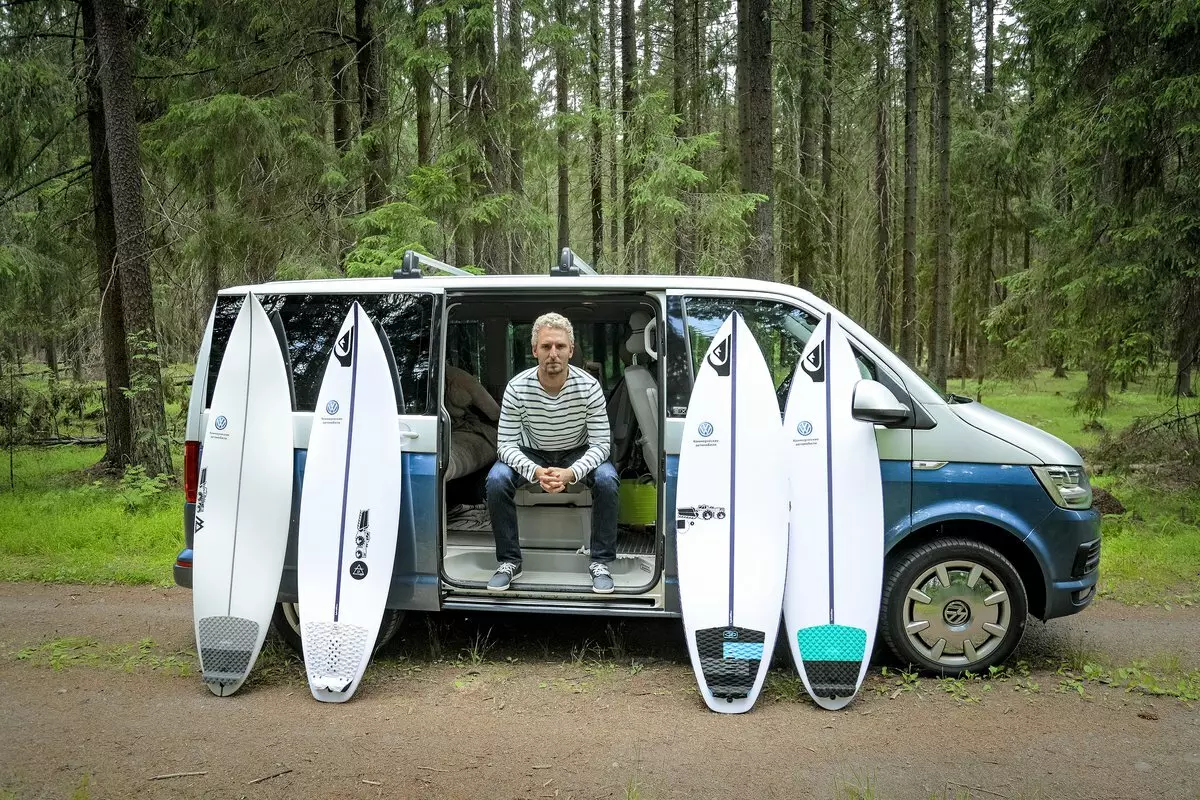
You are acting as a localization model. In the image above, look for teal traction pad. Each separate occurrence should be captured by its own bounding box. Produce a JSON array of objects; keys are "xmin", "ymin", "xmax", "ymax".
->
[{"xmin": 798, "ymin": 624, "xmax": 867, "ymax": 699}]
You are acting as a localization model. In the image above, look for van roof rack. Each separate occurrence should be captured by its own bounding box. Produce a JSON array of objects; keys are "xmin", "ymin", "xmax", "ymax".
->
[
  {"xmin": 393, "ymin": 250, "xmax": 471, "ymax": 279},
  {"xmin": 551, "ymin": 247, "xmax": 597, "ymax": 277}
]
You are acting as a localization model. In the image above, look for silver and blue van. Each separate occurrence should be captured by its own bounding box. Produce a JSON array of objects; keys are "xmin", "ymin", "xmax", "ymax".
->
[{"xmin": 175, "ymin": 251, "xmax": 1100, "ymax": 675}]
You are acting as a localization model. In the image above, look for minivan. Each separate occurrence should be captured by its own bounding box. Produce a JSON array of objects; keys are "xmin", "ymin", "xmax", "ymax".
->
[{"xmin": 175, "ymin": 249, "xmax": 1100, "ymax": 675}]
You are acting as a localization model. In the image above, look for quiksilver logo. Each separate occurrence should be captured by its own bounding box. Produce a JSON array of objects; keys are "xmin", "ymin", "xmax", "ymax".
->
[
  {"xmin": 802, "ymin": 341, "xmax": 825, "ymax": 383},
  {"xmin": 334, "ymin": 327, "xmax": 354, "ymax": 367},
  {"xmin": 707, "ymin": 336, "xmax": 732, "ymax": 377}
]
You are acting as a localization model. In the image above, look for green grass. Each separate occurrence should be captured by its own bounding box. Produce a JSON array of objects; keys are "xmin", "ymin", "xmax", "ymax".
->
[
  {"xmin": 0, "ymin": 446, "xmax": 183, "ymax": 585},
  {"xmin": 958, "ymin": 369, "xmax": 1199, "ymax": 451},
  {"xmin": 1093, "ymin": 474, "xmax": 1200, "ymax": 605},
  {"xmin": 13, "ymin": 635, "xmax": 193, "ymax": 676}
]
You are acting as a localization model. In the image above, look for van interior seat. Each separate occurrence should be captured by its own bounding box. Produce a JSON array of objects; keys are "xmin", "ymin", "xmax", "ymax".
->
[
  {"xmin": 514, "ymin": 482, "xmax": 593, "ymax": 550},
  {"xmin": 621, "ymin": 310, "xmax": 660, "ymax": 482}
]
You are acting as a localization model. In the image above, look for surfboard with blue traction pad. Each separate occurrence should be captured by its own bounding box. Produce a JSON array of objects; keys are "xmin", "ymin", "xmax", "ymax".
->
[{"xmin": 675, "ymin": 311, "xmax": 789, "ymax": 714}]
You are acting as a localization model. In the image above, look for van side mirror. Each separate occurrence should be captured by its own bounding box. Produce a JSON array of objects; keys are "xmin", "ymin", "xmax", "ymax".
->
[{"xmin": 852, "ymin": 379, "xmax": 910, "ymax": 425}]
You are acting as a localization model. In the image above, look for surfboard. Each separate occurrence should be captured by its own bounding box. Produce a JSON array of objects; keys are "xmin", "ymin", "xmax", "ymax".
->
[
  {"xmin": 782, "ymin": 313, "xmax": 885, "ymax": 710},
  {"xmin": 192, "ymin": 293, "xmax": 294, "ymax": 696},
  {"xmin": 675, "ymin": 312, "xmax": 789, "ymax": 714},
  {"xmin": 297, "ymin": 301, "xmax": 403, "ymax": 703}
]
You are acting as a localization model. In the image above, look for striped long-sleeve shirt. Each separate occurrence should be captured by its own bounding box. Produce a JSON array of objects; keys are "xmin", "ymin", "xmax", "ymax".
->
[{"xmin": 496, "ymin": 365, "xmax": 611, "ymax": 483}]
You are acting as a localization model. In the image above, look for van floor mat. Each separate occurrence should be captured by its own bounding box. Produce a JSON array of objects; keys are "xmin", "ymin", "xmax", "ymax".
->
[{"xmin": 616, "ymin": 528, "xmax": 655, "ymax": 556}]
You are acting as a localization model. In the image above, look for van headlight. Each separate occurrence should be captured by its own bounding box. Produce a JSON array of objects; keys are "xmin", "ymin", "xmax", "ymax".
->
[{"xmin": 1032, "ymin": 465, "xmax": 1093, "ymax": 510}]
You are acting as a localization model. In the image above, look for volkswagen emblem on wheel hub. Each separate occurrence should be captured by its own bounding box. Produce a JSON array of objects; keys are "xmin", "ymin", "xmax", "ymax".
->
[{"xmin": 943, "ymin": 599, "xmax": 971, "ymax": 626}]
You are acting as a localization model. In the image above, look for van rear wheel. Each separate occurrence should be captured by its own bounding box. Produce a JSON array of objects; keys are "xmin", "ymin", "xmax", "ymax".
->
[
  {"xmin": 880, "ymin": 538, "xmax": 1028, "ymax": 676},
  {"xmin": 270, "ymin": 602, "xmax": 406, "ymax": 656}
]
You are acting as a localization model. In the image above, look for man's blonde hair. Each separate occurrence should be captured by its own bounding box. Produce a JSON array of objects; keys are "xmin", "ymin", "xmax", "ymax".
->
[{"xmin": 531, "ymin": 312, "xmax": 575, "ymax": 347}]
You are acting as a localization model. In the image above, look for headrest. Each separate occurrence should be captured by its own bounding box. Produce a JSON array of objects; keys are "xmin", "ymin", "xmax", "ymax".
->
[{"xmin": 625, "ymin": 310, "xmax": 653, "ymax": 358}]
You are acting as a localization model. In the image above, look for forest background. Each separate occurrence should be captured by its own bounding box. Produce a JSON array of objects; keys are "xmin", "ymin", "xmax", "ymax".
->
[{"xmin": 0, "ymin": 0, "xmax": 1196, "ymax": 507}]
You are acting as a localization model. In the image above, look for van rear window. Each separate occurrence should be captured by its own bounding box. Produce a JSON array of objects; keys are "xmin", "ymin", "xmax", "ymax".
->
[{"xmin": 205, "ymin": 293, "xmax": 435, "ymax": 415}]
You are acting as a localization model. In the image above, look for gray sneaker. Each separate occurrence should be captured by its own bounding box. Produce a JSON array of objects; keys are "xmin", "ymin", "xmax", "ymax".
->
[
  {"xmin": 488, "ymin": 562, "xmax": 522, "ymax": 591},
  {"xmin": 589, "ymin": 562, "xmax": 615, "ymax": 594}
]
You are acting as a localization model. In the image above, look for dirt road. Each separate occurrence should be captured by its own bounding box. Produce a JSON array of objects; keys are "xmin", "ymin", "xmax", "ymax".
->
[{"xmin": 1, "ymin": 583, "xmax": 1198, "ymax": 799}]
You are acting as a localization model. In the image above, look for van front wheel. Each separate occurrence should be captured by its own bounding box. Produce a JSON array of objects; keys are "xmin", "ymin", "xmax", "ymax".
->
[
  {"xmin": 880, "ymin": 538, "xmax": 1028, "ymax": 676},
  {"xmin": 270, "ymin": 602, "xmax": 406, "ymax": 656}
]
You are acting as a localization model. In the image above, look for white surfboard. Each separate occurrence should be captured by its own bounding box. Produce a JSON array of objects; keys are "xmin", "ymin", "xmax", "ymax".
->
[
  {"xmin": 192, "ymin": 293, "xmax": 294, "ymax": 696},
  {"xmin": 297, "ymin": 302, "xmax": 402, "ymax": 703},
  {"xmin": 675, "ymin": 312, "xmax": 789, "ymax": 714},
  {"xmin": 782, "ymin": 313, "xmax": 885, "ymax": 710}
]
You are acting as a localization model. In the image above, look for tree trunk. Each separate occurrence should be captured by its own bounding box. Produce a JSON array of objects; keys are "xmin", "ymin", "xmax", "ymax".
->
[
  {"xmin": 899, "ymin": 0, "xmax": 918, "ymax": 364},
  {"xmin": 820, "ymin": 0, "xmax": 835, "ymax": 290},
  {"xmin": 621, "ymin": 0, "xmax": 637, "ymax": 271},
  {"xmin": 978, "ymin": 0, "xmax": 995, "ymax": 381},
  {"xmin": 508, "ymin": 0, "xmax": 526, "ymax": 271},
  {"xmin": 738, "ymin": 0, "xmax": 774, "ymax": 281},
  {"xmin": 93, "ymin": 0, "xmax": 172, "ymax": 477},
  {"xmin": 468, "ymin": 0, "xmax": 505, "ymax": 273},
  {"xmin": 355, "ymin": 0, "xmax": 389, "ymax": 210},
  {"xmin": 608, "ymin": 0, "xmax": 620, "ymax": 263},
  {"xmin": 332, "ymin": 52, "xmax": 352, "ymax": 152},
  {"xmin": 591, "ymin": 0, "xmax": 605, "ymax": 268},
  {"xmin": 984, "ymin": 0, "xmax": 994, "ymax": 98},
  {"xmin": 414, "ymin": 0, "xmax": 432, "ymax": 167},
  {"xmin": 556, "ymin": 0, "xmax": 570, "ymax": 253},
  {"xmin": 1175, "ymin": 277, "xmax": 1200, "ymax": 397},
  {"xmin": 83, "ymin": 0, "xmax": 132, "ymax": 469},
  {"xmin": 795, "ymin": 0, "xmax": 817, "ymax": 289},
  {"xmin": 637, "ymin": 0, "xmax": 652, "ymax": 274},
  {"xmin": 447, "ymin": 8, "xmax": 471, "ymax": 265},
  {"xmin": 930, "ymin": 0, "xmax": 952, "ymax": 392},
  {"xmin": 204, "ymin": 168, "xmax": 220, "ymax": 305},
  {"xmin": 874, "ymin": 0, "xmax": 893, "ymax": 347},
  {"xmin": 673, "ymin": 0, "xmax": 693, "ymax": 275}
]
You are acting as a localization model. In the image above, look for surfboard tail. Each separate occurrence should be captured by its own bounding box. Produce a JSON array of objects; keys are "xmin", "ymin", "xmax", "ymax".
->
[
  {"xmin": 797, "ymin": 623, "xmax": 867, "ymax": 700},
  {"xmin": 695, "ymin": 626, "xmax": 766, "ymax": 701},
  {"xmin": 197, "ymin": 615, "xmax": 259, "ymax": 690},
  {"xmin": 302, "ymin": 620, "xmax": 371, "ymax": 700}
]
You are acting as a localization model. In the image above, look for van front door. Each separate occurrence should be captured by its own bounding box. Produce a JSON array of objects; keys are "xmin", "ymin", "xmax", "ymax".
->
[{"xmin": 663, "ymin": 291, "xmax": 914, "ymax": 590}]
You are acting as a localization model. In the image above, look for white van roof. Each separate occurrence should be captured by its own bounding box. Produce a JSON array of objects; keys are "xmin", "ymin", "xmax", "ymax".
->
[{"xmin": 219, "ymin": 273, "xmax": 833, "ymax": 314}]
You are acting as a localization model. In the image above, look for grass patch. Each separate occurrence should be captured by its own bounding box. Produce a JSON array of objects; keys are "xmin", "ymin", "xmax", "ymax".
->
[
  {"xmin": 13, "ymin": 636, "xmax": 193, "ymax": 676},
  {"xmin": 0, "ymin": 447, "xmax": 183, "ymax": 585},
  {"xmin": 1092, "ymin": 475, "xmax": 1200, "ymax": 605},
  {"xmin": 1054, "ymin": 656, "xmax": 1200, "ymax": 702},
  {"xmin": 959, "ymin": 368, "xmax": 1199, "ymax": 451}
]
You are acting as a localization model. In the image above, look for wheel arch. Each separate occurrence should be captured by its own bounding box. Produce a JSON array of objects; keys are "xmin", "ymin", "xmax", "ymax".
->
[{"xmin": 887, "ymin": 520, "xmax": 1047, "ymax": 620}]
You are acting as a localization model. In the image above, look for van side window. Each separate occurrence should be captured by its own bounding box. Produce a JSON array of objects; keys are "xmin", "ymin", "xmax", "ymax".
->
[
  {"xmin": 204, "ymin": 293, "xmax": 436, "ymax": 415},
  {"xmin": 666, "ymin": 296, "xmax": 876, "ymax": 416}
]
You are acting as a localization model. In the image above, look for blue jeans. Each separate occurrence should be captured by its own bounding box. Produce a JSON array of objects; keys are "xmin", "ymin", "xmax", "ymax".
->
[{"xmin": 486, "ymin": 446, "xmax": 620, "ymax": 568}]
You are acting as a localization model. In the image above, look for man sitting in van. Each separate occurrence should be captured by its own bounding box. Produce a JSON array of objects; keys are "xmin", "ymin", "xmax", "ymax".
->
[{"xmin": 486, "ymin": 312, "xmax": 620, "ymax": 593}]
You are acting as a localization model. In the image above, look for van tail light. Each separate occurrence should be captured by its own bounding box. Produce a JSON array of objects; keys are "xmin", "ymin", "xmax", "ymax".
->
[{"xmin": 184, "ymin": 441, "xmax": 200, "ymax": 503}]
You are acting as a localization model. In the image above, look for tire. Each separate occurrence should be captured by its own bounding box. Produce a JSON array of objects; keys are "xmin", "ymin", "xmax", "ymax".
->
[
  {"xmin": 270, "ymin": 602, "xmax": 406, "ymax": 656},
  {"xmin": 879, "ymin": 537, "xmax": 1028, "ymax": 676}
]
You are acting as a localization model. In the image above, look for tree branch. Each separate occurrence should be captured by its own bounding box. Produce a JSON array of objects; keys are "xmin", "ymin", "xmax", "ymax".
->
[{"xmin": 0, "ymin": 163, "xmax": 91, "ymax": 209}]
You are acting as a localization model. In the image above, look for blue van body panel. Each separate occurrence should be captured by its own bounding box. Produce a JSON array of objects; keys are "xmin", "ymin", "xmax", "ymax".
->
[
  {"xmin": 909, "ymin": 463, "xmax": 1053, "ymax": 542},
  {"xmin": 178, "ymin": 454, "xmax": 1099, "ymax": 622}
]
